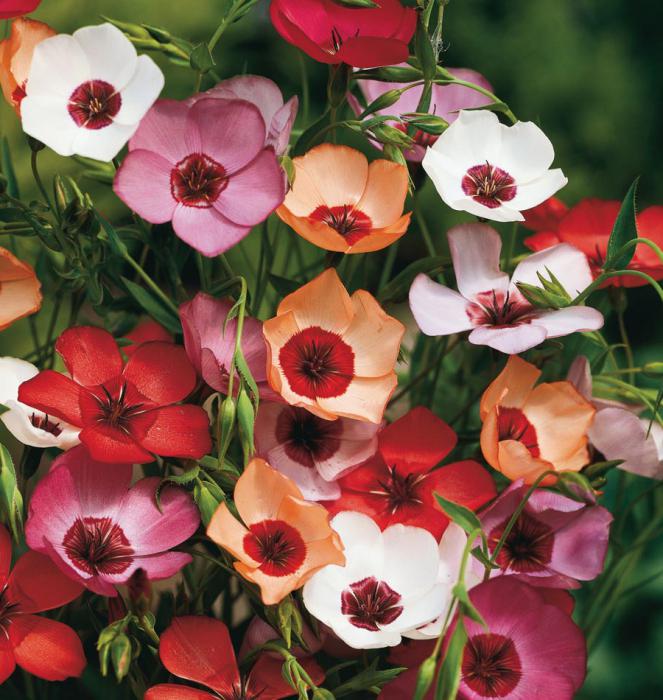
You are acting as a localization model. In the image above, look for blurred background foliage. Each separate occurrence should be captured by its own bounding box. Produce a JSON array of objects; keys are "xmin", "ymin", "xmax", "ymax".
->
[{"xmin": 1, "ymin": 1, "xmax": 662, "ymax": 698}]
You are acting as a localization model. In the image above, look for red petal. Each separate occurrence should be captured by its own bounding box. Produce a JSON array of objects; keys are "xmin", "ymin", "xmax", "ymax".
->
[
  {"xmin": 383, "ymin": 505, "xmax": 451, "ymax": 541},
  {"xmin": 145, "ymin": 685, "xmax": 217, "ymax": 700},
  {"xmin": 0, "ymin": 635, "xmax": 16, "ymax": 685},
  {"xmin": 124, "ymin": 320, "xmax": 173, "ymax": 358},
  {"xmin": 557, "ymin": 198, "xmax": 620, "ymax": 257},
  {"xmin": 123, "ymin": 342, "xmax": 197, "ymax": 405},
  {"xmin": 523, "ymin": 230, "xmax": 562, "ymax": 252},
  {"xmin": 522, "ymin": 196, "xmax": 568, "ymax": 232},
  {"xmin": 55, "ymin": 326, "xmax": 123, "ymax": 387},
  {"xmin": 80, "ymin": 424, "xmax": 154, "ymax": 464},
  {"xmin": 159, "ymin": 616, "xmax": 240, "ymax": 696},
  {"xmin": 7, "ymin": 550, "xmax": 84, "ymax": 613},
  {"xmin": 379, "ymin": 407, "xmax": 457, "ymax": 475},
  {"xmin": 336, "ymin": 36, "xmax": 410, "ymax": 69},
  {"xmin": 424, "ymin": 460, "xmax": 497, "ymax": 513},
  {"xmin": 9, "ymin": 614, "xmax": 86, "ymax": 681},
  {"xmin": 129, "ymin": 405, "xmax": 211, "ymax": 459},
  {"xmin": 0, "ymin": 525, "xmax": 11, "ymax": 589},
  {"xmin": 17, "ymin": 370, "xmax": 84, "ymax": 426},
  {"xmin": 538, "ymin": 588, "xmax": 576, "ymax": 615},
  {"xmin": 247, "ymin": 653, "xmax": 325, "ymax": 700}
]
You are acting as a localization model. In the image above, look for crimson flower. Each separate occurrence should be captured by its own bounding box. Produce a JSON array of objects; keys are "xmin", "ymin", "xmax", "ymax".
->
[
  {"xmin": 0, "ymin": 525, "xmax": 86, "ymax": 683},
  {"xmin": 0, "ymin": 1, "xmax": 41, "ymax": 19},
  {"xmin": 270, "ymin": 0, "xmax": 416, "ymax": 69},
  {"xmin": 18, "ymin": 326, "xmax": 211, "ymax": 463},
  {"xmin": 145, "ymin": 616, "xmax": 324, "ymax": 700},
  {"xmin": 327, "ymin": 407, "xmax": 497, "ymax": 539}
]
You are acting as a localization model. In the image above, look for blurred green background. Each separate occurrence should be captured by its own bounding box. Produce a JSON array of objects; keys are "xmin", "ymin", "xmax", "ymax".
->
[{"xmin": 1, "ymin": 1, "xmax": 662, "ymax": 697}]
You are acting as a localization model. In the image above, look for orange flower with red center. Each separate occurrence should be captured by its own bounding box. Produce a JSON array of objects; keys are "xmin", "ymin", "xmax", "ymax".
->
[
  {"xmin": 276, "ymin": 143, "xmax": 411, "ymax": 253},
  {"xmin": 263, "ymin": 268, "xmax": 404, "ymax": 423},
  {"xmin": 207, "ymin": 458, "xmax": 345, "ymax": 605},
  {"xmin": 0, "ymin": 17, "xmax": 55, "ymax": 113},
  {"xmin": 0, "ymin": 247, "xmax": 42, "ymax": 331},
  {"xmin": 480, "ymin": 356, "xmax": 595, "ymax": 484}
]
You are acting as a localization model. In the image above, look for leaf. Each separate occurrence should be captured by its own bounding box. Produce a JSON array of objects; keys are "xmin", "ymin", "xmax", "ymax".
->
[
  {"xmin": 605, "ymin": 177, "xmax": 639, "ymax": 270},
  {"xmin": 378, "ymin": 255, "xmax": 449, "ymax": 303},
  {"xmin": 435, "ymin": 494, "xmax": 482, "ymax": 535},
  {"xmin": 0, "ymin": 443, "xmax": 23, "ymax": 540},
  {"xmin": 452, "ymin": 583, "xmax": 487, "ymax": 626},
  {"xmin": 413, "ymin": 655, "xmax": 438, "ymax": 700},
  {"xmin": 434, "ymin": 620, "xmax": 467, "ymax": 700},
  {"xmin": 97, "ymin": 212, "xmax": 129, "ymax": 257},
  {"xmin": 121, "ymin": 277, "xmax": 181, "ymax": 334},
  {"xmin": 332, "ymin": 658, "xmax": 405, "ymax": 698},
  {"xmin": 269, "ymin": 273, "xmax": 301, "ymax": 297},
  {"xmin": 190, "ymin": 42, "xmax": 215, "ymax": 72}
]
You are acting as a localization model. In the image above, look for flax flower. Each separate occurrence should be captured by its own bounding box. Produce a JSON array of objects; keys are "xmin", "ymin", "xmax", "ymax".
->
[{"xmin": 0, "ymin": 246, "xmax": 42, "ymax": 331}]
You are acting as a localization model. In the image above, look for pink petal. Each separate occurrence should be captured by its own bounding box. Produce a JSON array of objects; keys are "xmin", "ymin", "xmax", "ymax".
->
[
  {"xmin": 172, "ymin": 204, "xmax": 250, "ymax": 257},
  {"xmin": 129, "ymin": 99, "xmax": 192, "ymax": 162},
  {"xmin": 533, "ymin": 306, "xmax": 604, "ymax": 338},
  {"xmin": 409, "ymin": 274, "xmax": 473, "ymax": 336},
  {"xmin": 468, "ymin": 323, "xmax": 548, "ymax": 354}
]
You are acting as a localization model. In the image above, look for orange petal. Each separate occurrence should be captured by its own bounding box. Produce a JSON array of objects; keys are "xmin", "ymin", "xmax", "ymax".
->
[
  {"xmin": 235, "ymin": 562, "xmax": 302, "ymax": 606},
  {"xmin": 206, "ymin": 503, "xmax": 257, "ymax": 567},
  {"xmin": 344, "ymin": 213, "xmax": 412, "ymax": 254},
  {"xmin": 497, "ymin": 440, "xmax": 554, "ymax": 484},
  {"xmin": 479, "ymin": 409, "xmax": 500, "ymax": 470},
  {"xmin": 276, "ymin": 206, "xmax": 348, "ymax": 252},
  {"xmin": 0, "ymin": 248, "xmax": 42, "ymax": 331},
  {"xmin": 317, "ymin": 373, "xmax": 397, "ymax": 424},
  {"xmin": 356, "ymin": 159, "xmax": 409, "ymax": 228},
  {"xmin": 277, "ymin": 495, "xmax": 339, "ymax": 544},
  {"xmin": 479, "ymin": 355, "xmax": 540, "ymax": 419}
]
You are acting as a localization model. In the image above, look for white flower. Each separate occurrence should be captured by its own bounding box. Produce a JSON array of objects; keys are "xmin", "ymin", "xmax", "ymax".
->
[
  {"xmin": 422, "ymin": 110, "xmax": 567, "ymax": 222},
  {"xmin": 21, "ymin": 23, "xmax": 164, "ymax": 161},
  {"xmin": 303, "ymin": 512, "xmax": 446, "ymax": 649},
  {"xmin": 0, "ymin": 357, "xmax": 80, "ymax": 449}
]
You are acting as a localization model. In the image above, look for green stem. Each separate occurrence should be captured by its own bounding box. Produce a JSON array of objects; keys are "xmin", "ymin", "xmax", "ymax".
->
[
  {"xmin": 30, "ymin": 150, "xmax": 52, "ymax": 210},
  {"xmin": 503, "ymin": 221, "xmax": 519, "ymax": 270},
  {"xmin": 123, "ymin": 252, "xmax": 179, "ymax": 316},
  {"xmin": 573, "ymin": 269, "xmax": 663, "ymax": 305}
]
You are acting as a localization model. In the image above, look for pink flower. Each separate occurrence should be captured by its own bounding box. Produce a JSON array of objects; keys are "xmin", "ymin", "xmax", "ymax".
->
[
  {"xmin": 113, "ymin": 97, "xmax": 286, "ymax": 257},
  {"xmin": 409, "ymin": 223, "xmax": 604, "ymax": 354},
  {"xmin": 351, "ymin": 65, "xmax": 493, "ymax": 162},
  {"xmin": 254, "ymin": 401, "xmax": 380, "ymax": 500},
  {"xmin": 191, "ymin": 75, "xmax": 298, "ymax": 157},
  {"xmin": 478, "ymin": 481, "xmax": 612, "ymax": 588},
  {"xmin": 25, "ymin": 445, "xmax": 200, "ymax": 596},
  {"xmin": 180, "ymin": 292, "xmax": 277, "ymax": 400},
  {"xmin": 456, "ymin": 578, "xmax": 586, "ymax": 700}
]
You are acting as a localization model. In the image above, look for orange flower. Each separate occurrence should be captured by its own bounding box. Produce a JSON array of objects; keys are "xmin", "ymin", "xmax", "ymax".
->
[
  {"xmin": 0, "ymin": 17, "xmax": 55, "ymax": 114},
  {"xmin": 480, "ymin": 355, "xmax": 595, "ymax": 484},
  {"xmin": 0, "ymin": 247, "xmax": 42, "ymax": 331},
  {"xmin": 263, "ymin": 268, "xmax": 404, "ymax": 423},
  {"xmin": 207, "ymin": 458, "xmax": 345, "ymax": 605},
  {"xmin": 276, "ymin": 143, "xmax": 411, "ymax": 253}
]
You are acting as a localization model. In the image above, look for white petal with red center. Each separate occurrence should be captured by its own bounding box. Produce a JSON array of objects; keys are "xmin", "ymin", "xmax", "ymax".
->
[
  {"xmin": 496, "ymin": 119, "xmax": 556, "ymax": 180},
  {"xmin": 72, "ymin": 24, "xmax": 137, "ymax": 90},
  {"xmin": 70, "ymin": 120, "xmax": 137, "ymax": 161},
  {"xmin": 113, "ymin": 55, "xmax": 164, "ymax": 126},
  {"xmin": 532, "ymin": 306, "xmax": 604, "ymax": 338},
  {"xmin": 508, "ymin": 169, "xmax": 568, "ymax": 211},
  {"xmin": 24, "ymin": 33, "xmax": 89, "ymax": 99},
  {"xmin": 21, "ymin": 96, "xmax": 80, "ymax": 156},
  {"xmin": 429, "ymin": 110, "xmax": 503, "ymax": 167},
  {"xmin": 381, "ymin": 524, "xmax": 440, "ymax": 598},
  {"xmin": 469, "ymin": 324, "xmax": 548, "ymax": 355},
  {"xmin": 409, "ymin": 274, "xmax": 474, "ymax": 336}
]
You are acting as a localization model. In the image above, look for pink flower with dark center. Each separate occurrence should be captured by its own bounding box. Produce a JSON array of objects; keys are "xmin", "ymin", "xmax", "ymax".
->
[{"xmin": 25, "ymin": 445, "xmax": 200, "ymax": 596}]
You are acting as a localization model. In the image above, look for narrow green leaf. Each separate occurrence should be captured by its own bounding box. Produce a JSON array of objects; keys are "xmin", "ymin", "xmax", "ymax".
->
[
  {"xmin": 0, "ymin": 443, "xmax": 23, "ymax": 540},
  {"xmin": 269, "ymin": 273, "xmax": 301, "ymax": 297},
  {"xmin": 434, "ymin": 621, "xmax": 467, "ymax": 700},
  {"xmin": 435, "ymin": 494, "xmax": 482, "ymax": 535},
  {"xmin": 605, "ymin": 177, "xmax": 639, "ymax": 269},
  {"xmin": 378, "ymin": 255, "xmax": 449, "ymax": 303},
  {"xmin": 121, "ymin": 277, "xmax": 181, "ymax": 334}
]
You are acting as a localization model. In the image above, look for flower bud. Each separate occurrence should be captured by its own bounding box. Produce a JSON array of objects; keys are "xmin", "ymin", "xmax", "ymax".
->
[{"xmin": 110, "ymin": 633, "xmax": 133, "ymax": 682}]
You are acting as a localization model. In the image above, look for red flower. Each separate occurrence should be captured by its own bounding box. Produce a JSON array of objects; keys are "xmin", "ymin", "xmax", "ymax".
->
[
  {"xmin": 123, "ymin": 319, "xmax": 173, "ymax": 357},
  {"xmin": 270, "ymin": 0, "xmax": 416, "ymax": 69},
  {"xmin": 145, "ymin": 616, "xmax": 324, "ymax": 700},
  {"xmin": 0, "ymin": 1, "xmax": 41, "ymax": 19},
  {"xmin": 523, "ymin": 197, "xmax": 663, "ymax": 287},
  {"xmin": 326, "ymin": 407, "xmax": 497, "ymax": 539},
  {"xmin": 0, "ymin": 525, "xmax": 85, "ymax": 683},
  {"xmin": 18, "ymin": 326, "xmax": 211, "ymax": 463}
]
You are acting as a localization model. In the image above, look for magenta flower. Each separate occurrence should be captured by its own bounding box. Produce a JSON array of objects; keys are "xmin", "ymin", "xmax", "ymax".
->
[
  {"xmin": 351, "ymin": 65, "xmax": 493, "ymax": 162},
  {"xmin": 456, "ymin": 578, "xmax": 586, "ymax": 700},
  {"xmin": 254, "ymin": 401, "xmax": 380, "ymax": 500},
  {"xmin": 25, "ymin": 445, "xmax": 200, "ymax": 596},
  {"xmin": 113, "ymin": 97, "xmax": 286, "ymax": 256},
  {"xmin": 179, "ymin": 292, "xmax": 277, "ymax": 400},
  {"xmin": 478, "ymin": 481, "xmax": 612, "ymax": 589}
]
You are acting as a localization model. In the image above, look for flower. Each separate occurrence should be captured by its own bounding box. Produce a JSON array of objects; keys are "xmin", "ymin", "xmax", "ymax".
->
[
  {"xmin": 276, "ymin": 143, "xmax": 411, "ymax": 253},
  {"xmin": 455, "ymin": 577, "xmax": 586, "ymax": 700},
  {"xmin": 422, "ymin": 110, "xmax": 567, "ymax": 222},
  {"xmin": 0, "ymin": 356, "xmax": 80, "ymax": 449},
  {"xmin": 524, "ymin": 197, "xmax": 663, "ymax": 286},
  {"xmin": 145, "ymin": 615, "xmax": 321, "ymax": 700},
  {"xmin": 263, "ymin": 268, "xmax": 404, "ymax": 423},
  {"xmin": 303, "ymin": 512, "xmax": 447, "ymax": 649},
  {"xmin": 25, "ymin": 445, "xmax": 200, "ymax": 596},
  {"xmin": 192, "ymin": 74, "xmax": 298, "ymax": 157},
  {"xmin": 0, "ymin": 524, "xmax": 86, "ymax": 683},
  {"xmin": 123, "ymin": 318, "xmax": 172, "ymax": 357},
  {"xmin": 255, "ymin": 402, "xmax": 380, "ymax": 500},
  {"xmin": 207, "ymin": 458, "xmax": 345, "ymax": 605},
  {"xmin": 0, "ymin": 17, "xmax": 55, "ymax": 113},
  {"xmin": 180, "ymin": 292, "xmax": 277, "ymax": 400},
  {"xmin": 270, "ymin": 0, "xmax": 416, "ymax": 69},
  {"xmin": 568, "ymin": 356, "xmax": 663, "ymax": 479},
  {"xmin": 480, "ymin": 355, "xmax": 595, "ymax": 484},
  {"xmin": 327, "ymin": 407, "xmax": 496, "ymax": 539},
  {"xmin": 0, "ymin": 0, "xmax": 40, "ymax": 19},
  {"xmin": 21, "ymin": 23, "xmax": 164, "ymax": 161},
  {"xmin": 409, "ymin": 223, "xmax": 604, "ymax": 354},
  {"xmin": 18, "ymin": 325, "xmax": 211, "ymax": 463},
  {"xmin": 479, "ymin": 481, "xmax": 612, "ymax": 588},
  {"xmin": 113, "ymin": 97, "xmax": 285, "ymax": 257},
  {"xmin": 0, "ymin": 246, "xmax": 42, "ymax": 331},
  {"xmin": 351, "ymin": 65, "xmax": 494, "ymax": 162}
]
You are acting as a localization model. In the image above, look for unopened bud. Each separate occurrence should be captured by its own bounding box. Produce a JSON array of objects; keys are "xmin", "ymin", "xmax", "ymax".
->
[
  {"xmin": 370, "ymin": 124, "xmax": 414, "ymax": 148},
  {"xmin": 111, "ymin": 633, "xmax": 133, "ymax": 682},
  {"xmin": 128, "ymin": 568, "xmax": 152, "ymax": 616}
]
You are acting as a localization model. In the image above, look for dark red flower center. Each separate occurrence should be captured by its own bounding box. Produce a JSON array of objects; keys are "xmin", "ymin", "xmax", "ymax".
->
[
  {"xmin": 243, "ymin": 519, "xmax": 307, "ymax": 577},
  {"xmin": 462, "ymin": 163, "xmax": 517, "ymax": 209},
  {"xmin": 171, "ymin": 153, "xmax": 228, "ymax": 208},
  {"xmin": 310, "ymin": 205, "xmax": 373, "ymax": 245},
  {"xmin": 68, "ymin": 80, "xmax": 121, "ymax": 129},
  {"xmin": 279, "ymin": 326, "xmax": 355, "ymax": 400},
  {"xmin": 462, "ymin": 633, "xmax": 522, "ymax": 697},
  {"xmin": 275, "ymin": 406, "xmax": 343, "ymax": 468},
  {"xmin": 496, "ymin": 407, "xmax": 540, "ymax": 457},
  {"xmin": 376, "ymin": 465, "xmax": 426, "ymax": 514},
  {"xmin": 341, "ymin": 576, "xmax": 403, "ymax": 631},
  {"xmin": 30, "ymin": 412, "xmax": 63, "ymax": 436},
  {"xmin": 466, "ymin": 290, "xmax": 535, "ymax": 328},
  {"xmin": 63, "ymin": 516, "xmax": 134, "ymax": 576},
  {"xmin": 11, "ymin": 81, "xmax": 26, "ymax": 109},
  {"xmin": 488, "ymin": 511, "xmax": 554, "ymax": 573},
  {"xmin": 86, "ymin": 380, "xmax": 148, "ymax": 434}
]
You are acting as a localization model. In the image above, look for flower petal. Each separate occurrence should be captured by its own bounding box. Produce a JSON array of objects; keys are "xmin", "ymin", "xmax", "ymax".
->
[
  {"xmin": 172, "ymin": 204, "xmax": 250, "ymax": 257},
  {"xmin": 17, "ymin": 370, "xmax": 84, "ymax": 426},
  {"xmin": 72, "ymin": 23, "xmax": 137, "ymax": 89},
  {"xmin": 113, "ymin": 54, "xmax": 164, "ymax": 126},
  {"xmin": 129, "ymin": 405, "xmax": 211, "ymax": 460},
  {"xmin": 468, "ymin": 323, "xmax": 548, "ymax": 355},
  {"xmin": 409, "ymin": 274, "xmax": 474, "ymax": 336},
  {"xmin": 56, "ymin": 326, "xmax": 123, "ymax": 387}
]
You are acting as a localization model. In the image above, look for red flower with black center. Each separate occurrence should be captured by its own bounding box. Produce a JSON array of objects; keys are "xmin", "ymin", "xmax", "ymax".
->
[
  {"xmin": 341, "ymin": 577, "xmax": 403, "ymax": 631},
  {"xmin": 18, "ymin": 326, "xmax": 211, "ymax": 463},
  {"xmin": 327, "ymin": 406, "xmax": 496, "ymax": 539}
]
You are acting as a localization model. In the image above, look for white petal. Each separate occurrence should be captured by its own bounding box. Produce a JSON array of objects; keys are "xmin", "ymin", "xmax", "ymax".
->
[
  {"xmin": 265, "ymin": 445, "xmax": 341, "ymax": 500},
  {"xmin": 1, "ymin": 401, "xmax": 80, "ymax": 450},
  {"xmin": 71, "ymin": 121, "xmax": 137, "ymax": 161},
  {"xmin": 451, "ymin": 196, "xmax": 525, "ymax": 222},
  {"xmin": 448, "ymin": 224, "xmax": 510, "ymax": 299},
  {"xmin": 497, "ymin": 119, "xmax": 556, "ymax": 179},
  {"xmin": 509, "ymin": 169, "xmax": 568, "ymax": 211},
  {"xmin": 409, "ymin": 274, "xmax": 473, "ymax": 336},
  {"xmin": 113, "ymin": 55, "xmax": 164, "ymax": 126},
  {"xmin": 26, "ymin": 33, "xmax": 89, "ymax": 98},
  {"xmin": 328, "ymin": 619, "xmax": 403, "ymax": 650},
  {"xmin": 468, "ymin": 323, "xmax": 548, "ymax": 354},
  {"xmin": 393, "ymin": 583, "xmax": 448, "ymax": 632},
  {"xmin": 21, "ymin": 96, "xmax": 79, "ymax": 156},
  {"xmin": 430, "ymin": 109, "xmax": 503, "ymax": 165},
  {"xmin": 72, "ymin": 23, "xmax": 137, "ymax": 90},
  {"xmin": 381, "ymin": 524, "xmax": 440, "ymax": 598},
  {"xmin": 437, "ymin": 523, "xmax": 469, "ymax": 586},
  {"xmin": 566, "ymin": 356, "xmax": 593, "ymax": 400},
  {"xmin": 422, "ymin": 147, "xmax": 466, "ymax": 204},
  {"xmin": 328, "ymin": 511, "xmax": 384, "ymax": 584},
  {"xmin": 511, "ymin": 243, "xmax": 594, "ymax": 297},
  {"xmin": 533, "ymin": 306, "xmax": 604, "ymax": 338},
  {"xmin": 0, "ymin": 357, "xmax": 38, "ymax": 402}
]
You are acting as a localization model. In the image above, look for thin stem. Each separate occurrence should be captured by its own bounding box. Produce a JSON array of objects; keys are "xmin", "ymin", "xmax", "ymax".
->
[
  {"xmin": 123, "ymin": 252, "xmax": 179, "ymax": 316},
  {"xmin": 30, "ymin": 150, "xmax": 52, "ymax": 210}
]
